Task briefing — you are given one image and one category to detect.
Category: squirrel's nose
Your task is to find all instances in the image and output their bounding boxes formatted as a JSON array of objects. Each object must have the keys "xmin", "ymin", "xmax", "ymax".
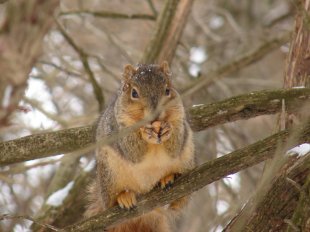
[{"xmin": 150, "ymin": 96, "xmax": 158, "ymax": 111}]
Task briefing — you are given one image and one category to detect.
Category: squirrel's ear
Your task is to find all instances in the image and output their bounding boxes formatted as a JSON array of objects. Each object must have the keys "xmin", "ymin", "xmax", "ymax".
[
  {"xmin": 159, "ymin": 61, "xmax": 172, "ymax": 77},
  {"xmin": 123, "ymin": 64, "xmax": 136, "ymax": 81}
]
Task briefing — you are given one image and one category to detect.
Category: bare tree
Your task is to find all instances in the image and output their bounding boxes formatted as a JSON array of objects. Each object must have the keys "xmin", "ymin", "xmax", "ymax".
[{"xmin": 0, "ymin": 1, "xmax": 309, "ymax": 232}]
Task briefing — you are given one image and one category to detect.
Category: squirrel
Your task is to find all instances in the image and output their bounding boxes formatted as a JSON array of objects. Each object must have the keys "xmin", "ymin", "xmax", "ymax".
[{"xmin": 85, "ymin": 61, "xmax": 195, "ymax": 232}]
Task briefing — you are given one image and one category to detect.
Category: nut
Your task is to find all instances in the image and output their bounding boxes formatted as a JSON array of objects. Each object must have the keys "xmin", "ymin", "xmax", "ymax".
[{"xmin": 152, "ymin": 121, "xmax": 161, "ymax": 134}]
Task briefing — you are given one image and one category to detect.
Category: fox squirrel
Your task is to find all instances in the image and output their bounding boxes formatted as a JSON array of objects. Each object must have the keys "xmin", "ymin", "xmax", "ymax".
[{"xmin": 85, "ymin": 61, "xmax": 195, "ymax": 232}]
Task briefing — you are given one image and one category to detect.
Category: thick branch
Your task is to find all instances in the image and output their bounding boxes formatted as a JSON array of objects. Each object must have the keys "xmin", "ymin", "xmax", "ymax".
[
  {"xmin": 287, "ymin": 173, "xmax": 310, "ymax": 232},
  {"xmin": 142, "ymin": 0, "xmax": 194, "ymax": 64},
  {"xmin": 284, "ymin": 0, "xmax": 310, "ymax": 89},
  {"xmin": 60, "ymin": 122, "xmax": 310, "ymax": 232},
  {"xmin": 0, "ymin": 125, "xmax": 94, "ymax": 166},
  {"xmin": 1, "ymin": 88, "xmax": 309, "ymax": 165},
  {"xmin": 188, "ymin": 88, "xmax": 310, "ymax": 131},
  {"xmin": 224, "ymin": 153, "xmax": 310, "ymax": 231}
]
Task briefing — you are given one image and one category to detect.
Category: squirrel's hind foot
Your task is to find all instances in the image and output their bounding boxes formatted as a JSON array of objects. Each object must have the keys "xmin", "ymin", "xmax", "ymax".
[
  {"xmin": 158, "ymin": 173, "xmax": 181, "ymax": 191},
  {"xmin": 116, "ymin": 190, "xmax": 137, "ymax": 210}
]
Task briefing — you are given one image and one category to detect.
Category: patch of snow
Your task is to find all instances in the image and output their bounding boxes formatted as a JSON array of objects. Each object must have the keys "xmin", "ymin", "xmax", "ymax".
[
  {"xmin": 223, "ymin": 173, "xmax": 241, "ymax": 191},
  {"xmin": 13, "ymin": 224, "xmax": 32, "ymax": 232},
  {"xmin": 286, "ymin": 143, "xmax": 310, "ymax": 157},
  {"xmin": 216, "ymin": 200, "xmax": 229, "ymax": 215},
  {"xmin": 280, "ymin": 44, "xmax": 290, "ymax": 53},
  {"xmin": 208, "ymin": 183, "xmax": 217, "ymax": 197},
  {"xmin": 217, "ymin": 110, "xmax": 227, "ymax": 115},
  {"xmin": 192, "ymin": 104, "xmax": 204, "ymax": 107},
  {"xmin": 189, "ymin": 63, "xmax": 200, "ymax": 77},
  {"xmin": 46, "ymin": 181, "xmax": 74, "ymax": 207},
  {"xmin": 83, "ymin": 159, "xmax": 96, "ymax": 172},
  {"xmin": 211, "ymin": 225, "xmax": 223, "ymax": 232},
  {"xmin": 190, "ymin": 47, "xmax": 207, "ymax": 64},
  {"xmin": 2, "ymin": 85, "xmax": 12, "ymax": 107},
  {"xmin": 209, "ymin": 15, "xmax": 224, "ymax": 29},
  {"xmin": 292, "ymin": 86, "xmax": 305, "ymax": 89}
]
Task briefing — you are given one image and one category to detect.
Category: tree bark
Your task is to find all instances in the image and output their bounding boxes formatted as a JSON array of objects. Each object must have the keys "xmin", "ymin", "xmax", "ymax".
[
  {"xmin": 284, "ymin": 0, "xmax": 310, "ymax": 89},
  {"xmin": 282, "ymin": 0, "xmax": 310, "ymax": 129},
  {"xmin": 142, "ymin": 0, "xmax": 194, "ymax": 64},
  {"xmin": 223, "ymin": 153, "xmax": 310, "ymax": 232},
  {"xmin": 1, "ymin": 88, "xmax": 309, "ymax": 166}
]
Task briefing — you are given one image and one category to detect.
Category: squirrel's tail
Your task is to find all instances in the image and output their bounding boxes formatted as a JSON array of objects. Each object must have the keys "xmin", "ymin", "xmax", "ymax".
[
  {"xmin": 84, "ymin": 181, "xmax": 104, "ymax": 218},
  {"xmin": 106, "ymin": 211, "xmax": 170, "ymax": 232}
]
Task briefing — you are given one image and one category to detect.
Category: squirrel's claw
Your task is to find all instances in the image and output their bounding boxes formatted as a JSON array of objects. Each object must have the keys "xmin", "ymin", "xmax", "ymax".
[
  {"xmin": 140, "ymin": 127, "xmax": 161, "ymax": 144},
  {"xmin": 117, "ymin": 190, "xmax": 137, "ymax": 210},
  {"xmin": 158, "ymin": 122, "xmax": 172, "ymax": 143},
  {"xmin": 159, "ymin": 173, "xmax": 180, "ymax": 191}
]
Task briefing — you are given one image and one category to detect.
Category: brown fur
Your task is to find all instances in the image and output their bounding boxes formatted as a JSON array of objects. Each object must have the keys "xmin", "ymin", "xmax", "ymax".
[{"xmin": 86, "ymin": 62, "xmax": 195, "ymax": 232}]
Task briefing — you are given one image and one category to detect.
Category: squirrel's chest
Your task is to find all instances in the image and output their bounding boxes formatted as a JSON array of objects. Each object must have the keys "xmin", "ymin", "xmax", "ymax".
[{"xmin": 108, "ymin": 146, "xmax": 181, "ymax": 193}]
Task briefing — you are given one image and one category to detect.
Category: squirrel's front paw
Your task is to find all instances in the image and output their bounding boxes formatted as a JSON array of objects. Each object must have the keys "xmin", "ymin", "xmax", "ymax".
[
  {"xmin": 159, "ymin": 121, "xmax": 172, "ymax": 143},
  {"xmin": 140, "ymin": 125, "xmax": 160, "ymax": 144},
  {"xmin": 140, "ymin": 121, "xmax": 172, "ymax": 144},
  {"xmin": 116, "ymin": 190, "xmax": 137, "ymax": 210}
]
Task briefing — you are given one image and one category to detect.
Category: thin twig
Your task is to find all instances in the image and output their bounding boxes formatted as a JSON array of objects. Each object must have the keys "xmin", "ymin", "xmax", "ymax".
[
  {"xmin": 0, "ymin": 214, "xmax": 59, "ymax": 231},
  {"xmin": 181, "ymin": 32, "xmax": 291, "ymax": 98},
  {"xmin": 56, "ymin": 20, "xmax": 104, "ymax": 111},
  {"xmin": 38, "ymin": 60, "xmax": 82, "ymax": 77},
  {"xmin": 23, "ymin": 97, "xmax": 68, "ymax": 127},
  {"xmin": 145, "ymin": 0, "xmax": 158, "ymax": 17},
  {"xmin": 1, "ymin": 159, "xmax": 60, "ymax": 175},
  {"xmin": 59, "ymin": 10, "xmax": 156, "ymax": 21}
]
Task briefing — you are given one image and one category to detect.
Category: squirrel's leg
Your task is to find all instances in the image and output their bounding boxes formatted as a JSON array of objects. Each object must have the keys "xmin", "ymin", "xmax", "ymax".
[
  {"xmin": 158, "ymin": 172, "xmax": 190, "ymax": 211},
  {"xmin": 159, "ymin": 121, "xmax": 172, "ymax": 143},
  {"xmin": 97, "ymin": 147, "xmax": 137, "ymax": 211},
  {"xmin": 169, "ymin": 196, "xmax": 189, "ymax": 211}
]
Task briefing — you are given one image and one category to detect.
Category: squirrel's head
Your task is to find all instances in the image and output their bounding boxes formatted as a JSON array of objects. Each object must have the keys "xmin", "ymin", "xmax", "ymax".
[{"xmin": 116, "ymin": 61, "xmax": 184, "ymax": 126}]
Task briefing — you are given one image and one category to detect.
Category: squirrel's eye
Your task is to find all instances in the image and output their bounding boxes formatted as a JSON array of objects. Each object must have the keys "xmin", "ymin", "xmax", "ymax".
[
  {"xmin": 165, "ymin": 88, "xmax": 170, "ymax": 96},
  {"xmin": 131, "ymin": 88, "xmax": 139, "ymax": 99}
]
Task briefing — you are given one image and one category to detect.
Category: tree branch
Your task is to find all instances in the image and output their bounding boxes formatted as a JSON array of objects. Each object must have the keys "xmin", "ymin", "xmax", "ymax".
[
  {"xmin": 0, "ymin": 125, "xmax": 94, "ymax": 166},
  {"xmin": 181, "ymin": 32, "xmax": 291, "ymax": 97},
  {"xmin": 59, "ymin": 10, "xmax": 156, "ymax": 21},
  {"xmin": 0, "ymin": 214, "xmax": 59, "ymax": 231},
  {"xmin": 0, "ymin": 88, "xmax": 309, "ymax": 166},
  {"xmin": 56, "ymin": 21, "xmax": 105, "ymax": 111},
  {"xmin": 142, "ymin": 0, "xmax": 194, "ymax": 64},
  {"xmin": 188, "ymin": 88, "xmax": 310, "ymax": 131},
  {"xmin": 60, "ymin": 121, "xmax": 310, "ymax": 232},
  {"xmin": 287, "ymin": 173, "xmax": 310, "ymax": 232},
  {"xmin": 223, "ymin": 153, "xmax": 310, "ymax": 231}
]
